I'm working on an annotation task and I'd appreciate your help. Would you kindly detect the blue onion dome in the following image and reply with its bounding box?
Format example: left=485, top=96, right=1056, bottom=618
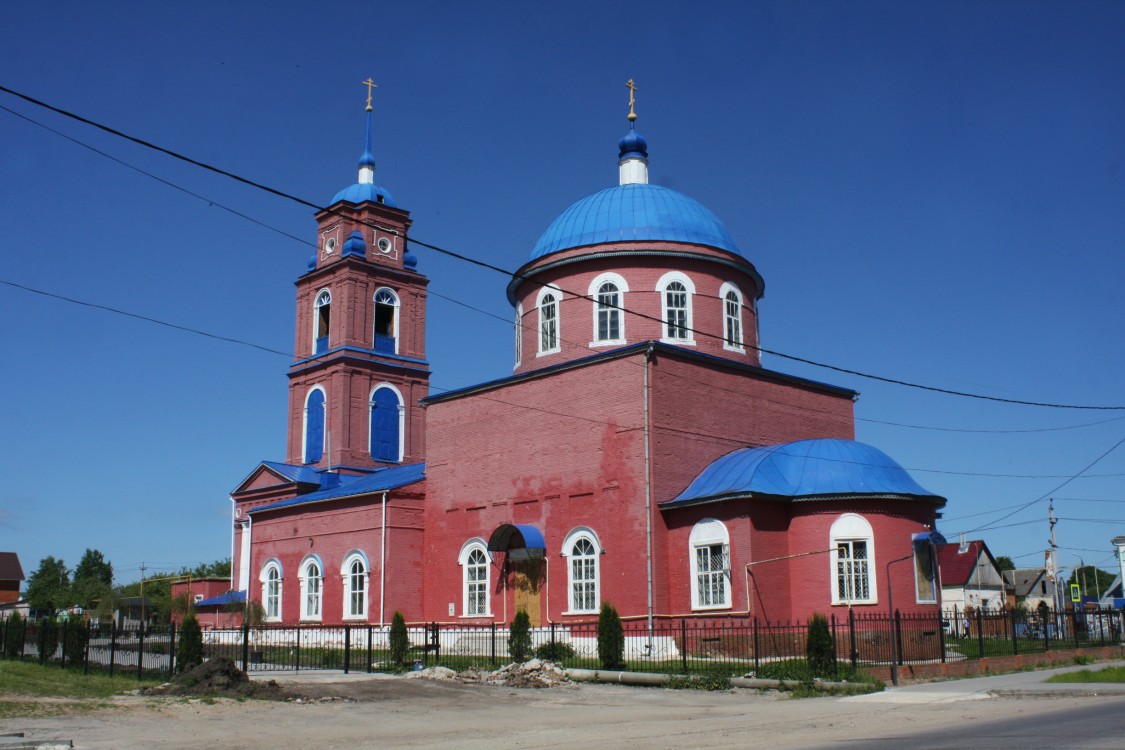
left=403, top=249, right=418, bottom=270
left=618, top=128, right=648, bottom=160
left=307, top=254, right=317, bottom=270
left=332, top=182, right=397, bottom=207
left=529, top=183, right=744, bottom=260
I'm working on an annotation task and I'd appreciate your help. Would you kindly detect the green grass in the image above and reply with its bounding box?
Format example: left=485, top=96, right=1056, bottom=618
left=1046, top=666, right=1125, bottom=684
left=0, top=660, right=161, bottom=699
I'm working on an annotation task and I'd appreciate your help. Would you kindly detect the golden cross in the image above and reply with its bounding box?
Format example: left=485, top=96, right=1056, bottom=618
left=626, top=78, right=638, bottom=122
left=362, top=77, right=378, bottom=112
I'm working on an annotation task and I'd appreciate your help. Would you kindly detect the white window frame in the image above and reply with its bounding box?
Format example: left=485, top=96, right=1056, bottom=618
left=302, top=385, right=327, bottom=465
left=514, top=303, right=523, bottom=368
left=656, top=271, right=696, bottom=345
left=299, top=555, right=324, bottom=621
left=561, top=527, right=602, bottom=614
left=689, top=519, right=731, bottom=610
left=341, top=551, right=369, bottom=620
left=830, top=514, right=877, bottom=605
left=719, top=282, right=745, bottom=352
left=259, top=560, right=283, bottom=623
left=313, top=288, right=332, bottom=350
left=368, top=383, right=406, bottom=462
left=536, top=285, right=562, bottom=356
left=458, top=539, right=491, bottom=617
left=373, top=287, right=401, bottom=354
left=913, top=541, right=937, bottom=604
left=588, top=273, right=629, bottom=346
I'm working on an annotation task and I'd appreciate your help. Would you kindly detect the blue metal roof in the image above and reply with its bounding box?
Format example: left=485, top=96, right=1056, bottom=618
left=258, top=461, right=324, bottom=486
left=664, top=439, right=944, bottom=508
left=195, top=590, right=246, bottom=607
left=331, top=182, right=397, bottom=207
left=529, top=183, right=743, bottom=261
left=250, top=462, right=425, bottom=514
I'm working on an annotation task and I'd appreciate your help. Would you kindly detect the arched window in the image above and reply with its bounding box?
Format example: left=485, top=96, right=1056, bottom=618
left=689, top=519, right=730, bottom=610
left=314, top=289, right=331, bottom=354
left=537, top=286, right=560, bottom=355
left=299, top=556, right=323, bottom=621
left=589, top=273, right=629, bottom=345
left=341, top=551, right=368, bottom=620
left=369, top=384, right=404, bottom=462
left=720, top=282, right=744, bottom=351
left=562, top=528, right=602, bottom=614
left=303, top=387, right=326, bottom=464
left=260, top=560, right=282, bottom=622
left=459, top=540, right=491, bottom=617
left=373, top=288, right=399, bottom=354
left=514, top=304, right=523, bottom=367
left=831, top=514, right=877, bottom=605
left=657, top=272, right=695, bottom=343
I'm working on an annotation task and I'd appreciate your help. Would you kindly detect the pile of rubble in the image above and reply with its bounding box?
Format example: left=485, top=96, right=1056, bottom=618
left=408, top=659, right=570, bottom=689
left=144, top=656, right=287, bottom=700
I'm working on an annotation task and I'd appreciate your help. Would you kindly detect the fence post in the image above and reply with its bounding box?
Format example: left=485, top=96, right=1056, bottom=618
left=295, top=627, right=301, bottom=673
left=894, top=610, right=903, bottom=666
left=168, top=622, right=177, bottom=675
left=344, top=626, right=351, bottom=674
left=84, top=622, right=92, bottom=675
left=240, top=621, right=250, bottom=673
left=109, top=624, right=117, bottom=677
left=753, top=617, right=760, bottom=673
left=1099, top=609, right=1106, bottom=647
left=937, top=609, right=946, bottom=663
left=680, top=618, right=688, bottom=674
left=60, top=619, right=69, bottom=668
left=1073, top=608, right=1080, bottom=649
left=490, top=621, right=496, bottom=667
left=830, top=615, right=839, bottom=677
left=137, top=622, right=146, bottom=680
left=1010, top=610, right=1018, bottom=656
left=367, top=624, right=373, bottom=674
left=975, top=608, right=983, bottom=659
left=848, top=609, right=857, bottom=670
left=1043, top=610, right=1051, bottom=652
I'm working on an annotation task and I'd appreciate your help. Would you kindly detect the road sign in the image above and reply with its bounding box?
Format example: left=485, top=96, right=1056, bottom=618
left=1070, top=583, right=1081, bottom=603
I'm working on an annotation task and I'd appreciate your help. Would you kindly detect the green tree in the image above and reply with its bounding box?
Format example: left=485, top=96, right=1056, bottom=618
left=25, top=556, right=73, bottom=615
left=177, top=613, right=203, bottom=673
left=4, top=612, right=25, bottom=658
left=1068, top=566, right=1116, bottom=597
left=806, top=613, right=835, bottom=677
left=389, top=611, right=409, bottom=667
left=597, top=603, right=625, bottom=671
left=996, top=556, right=1016, bottom=572
left=509, top=610, right=532, bottom=662
left=72, top=549, right=114, bottom=610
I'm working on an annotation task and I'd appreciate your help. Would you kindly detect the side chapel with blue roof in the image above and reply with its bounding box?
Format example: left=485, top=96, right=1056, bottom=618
left=228, top=82, right=946, bottom=630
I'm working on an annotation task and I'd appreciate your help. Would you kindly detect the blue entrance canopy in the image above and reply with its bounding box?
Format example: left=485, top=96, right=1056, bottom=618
left=488, top=524, right=546, bottom=561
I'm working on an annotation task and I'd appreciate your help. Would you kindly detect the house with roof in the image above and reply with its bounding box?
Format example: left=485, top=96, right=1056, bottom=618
left=170, top=578, right=246, bottom=629
left=938, top=540, right=1006, bottom=613
left=226, top=91, right=948, bottom=628
left=1004, top=567, right=1052, bottom=610
left=0, top=553, right=26, bottom=622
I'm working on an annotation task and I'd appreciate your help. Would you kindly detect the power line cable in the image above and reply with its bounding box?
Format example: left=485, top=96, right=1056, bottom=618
left=3, top=83, right=1123, bottom=411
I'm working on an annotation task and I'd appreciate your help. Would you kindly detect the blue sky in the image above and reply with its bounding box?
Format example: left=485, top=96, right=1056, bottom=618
left=2, top=1, right=1122, bottom=589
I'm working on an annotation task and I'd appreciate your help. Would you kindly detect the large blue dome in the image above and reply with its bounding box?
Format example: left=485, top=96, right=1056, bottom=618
left=664, top=439, right=945, bottom=508
left=529, top=183, right=743, bottom=261
left=332, top=182, right=397, bottom=207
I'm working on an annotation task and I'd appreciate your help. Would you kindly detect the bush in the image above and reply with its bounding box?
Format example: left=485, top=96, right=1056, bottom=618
left=63, top=620, right=89, bottom=666
left=177, top=614, right=203, bottom=673
left=389, top=611, right=409, bottom=666
left=4, top=612, right=24, bottom=658
left=534, top=640, right=577, bottom=663
left=806, top=613, right=835, bottom=678
left=509, top=610, right=532, bottom=662
left=597, top=603, right=625, bottom=670
left=37, top=619, right=59, bottom=664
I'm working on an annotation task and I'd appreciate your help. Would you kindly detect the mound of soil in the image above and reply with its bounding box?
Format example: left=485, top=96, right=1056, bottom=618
left=144, top=657, right=288, bottom=700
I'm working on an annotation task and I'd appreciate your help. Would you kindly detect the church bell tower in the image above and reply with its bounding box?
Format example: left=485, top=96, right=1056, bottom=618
left=286, top=80, right=429, bottom=471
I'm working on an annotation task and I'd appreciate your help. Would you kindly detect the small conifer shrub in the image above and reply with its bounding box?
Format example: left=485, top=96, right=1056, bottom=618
left=177, top=613, right=204, bottom=673
left=597, top=603, right=625, bottom=671
left=509, top=610, right=532, bottom=662
left=389, top=611, right=409, bottom=667
left=806, top=613, right=835, bottom=678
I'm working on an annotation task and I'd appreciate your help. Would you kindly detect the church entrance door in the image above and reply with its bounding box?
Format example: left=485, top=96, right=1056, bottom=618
left=511, top=560, right=543, bottom=627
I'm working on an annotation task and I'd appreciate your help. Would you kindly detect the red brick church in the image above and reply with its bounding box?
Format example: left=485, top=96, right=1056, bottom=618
left=228, top=92, right=946, bottom=629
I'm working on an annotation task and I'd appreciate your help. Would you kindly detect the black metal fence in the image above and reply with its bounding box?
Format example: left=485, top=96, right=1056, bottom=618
left=3, top=607, right=1121, bottom=678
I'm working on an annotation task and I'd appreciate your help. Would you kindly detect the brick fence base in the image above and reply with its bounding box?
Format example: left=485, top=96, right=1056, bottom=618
left=862, top=644, right=1125, bottom=684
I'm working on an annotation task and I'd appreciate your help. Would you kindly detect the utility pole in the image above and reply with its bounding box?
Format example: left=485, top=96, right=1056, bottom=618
left=1048, top=500, right=1060, bottom=612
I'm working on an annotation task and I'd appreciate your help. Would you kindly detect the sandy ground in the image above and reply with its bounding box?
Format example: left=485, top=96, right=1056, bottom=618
left=4, top=674, right=1125, bottom=750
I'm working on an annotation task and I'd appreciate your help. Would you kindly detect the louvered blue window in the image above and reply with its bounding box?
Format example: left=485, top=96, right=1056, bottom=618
left=314, top=290, right=331, bottom=355
left=373, top=289, right=398, bottom=354
left=370, top=386, right=402, bottom=462
left=304, top=388, right=326, bottom=464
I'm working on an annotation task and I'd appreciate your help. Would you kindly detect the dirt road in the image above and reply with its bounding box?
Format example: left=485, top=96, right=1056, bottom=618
left=3, top=675, right=1124, bottom=749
